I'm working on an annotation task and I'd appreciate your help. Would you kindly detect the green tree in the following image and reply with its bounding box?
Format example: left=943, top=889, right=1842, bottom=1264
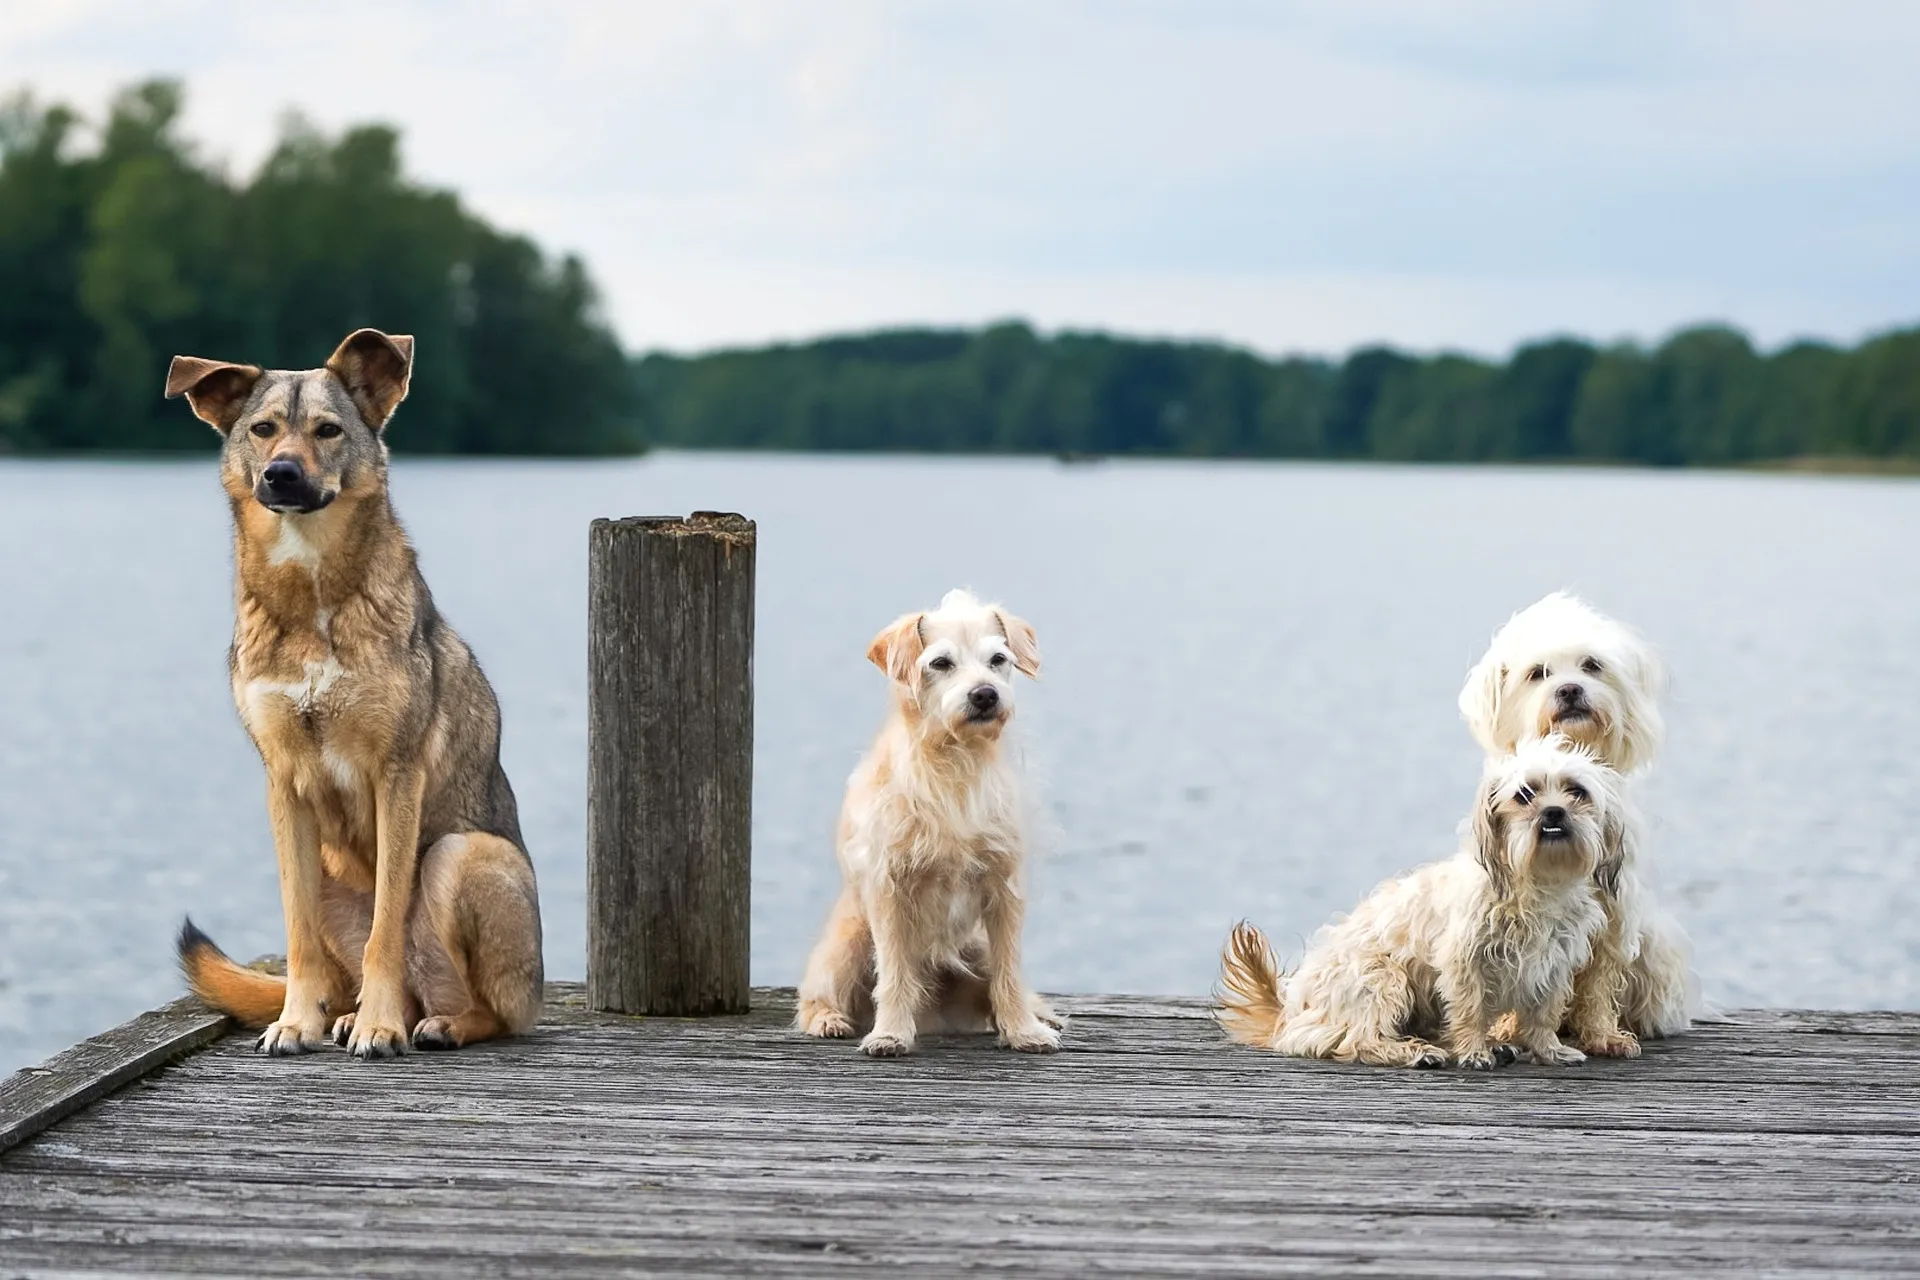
left=0, top=79, right=638, bottom=455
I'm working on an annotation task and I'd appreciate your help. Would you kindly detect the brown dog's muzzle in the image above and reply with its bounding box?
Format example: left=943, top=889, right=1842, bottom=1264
left=256, top=457, right=334, bottom=513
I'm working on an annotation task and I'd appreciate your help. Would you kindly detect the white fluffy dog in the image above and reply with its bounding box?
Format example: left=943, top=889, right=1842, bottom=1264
left=1219, top=737, right=1621, bottom=1069
left=796, top=589, right=1061, bottom=1057
left=1458, top=592, right=1698, bottom=1049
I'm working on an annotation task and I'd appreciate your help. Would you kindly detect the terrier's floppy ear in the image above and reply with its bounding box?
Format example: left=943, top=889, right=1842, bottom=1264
left=1594, top=780, right=1635, bottom=899
left=164, top=356, right=264, bottom=434
left=1458, top=652, right=1508, bottom=756
left=866, top=612, right=927, bottom=685
left=325, top=328, right=414, bottom=430
left=994, top=610, right=1041, bottom=679
left=1472, top=782, right=1514, bottom=899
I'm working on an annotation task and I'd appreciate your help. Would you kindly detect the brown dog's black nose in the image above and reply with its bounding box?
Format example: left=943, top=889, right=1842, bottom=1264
left=1554, top=682, right=1585, bottom=705
left=263, top=458, right=304, bottom=490
left=968, top=685, right=1000, bottom=713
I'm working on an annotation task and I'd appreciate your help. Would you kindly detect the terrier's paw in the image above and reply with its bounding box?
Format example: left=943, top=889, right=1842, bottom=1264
left=1000, top=1021, right=1062, bottom=1054
left=1492, top=1043, right=1520, bottom=1067
left=1455, top=1048, right=1501, bottom=1072
left=860, top=1031, right=914, bottom=1058
left=256, top=1019, right=325, bottom=1056
left=1406, top=1039, right=1450, bottom=1069
left=801, top=1008, right=856, bottom=1039
left=411, top=1016, right=462, bottom=1051
left=1577, top=1029, right=1641, bottom=1059
left=346, top=1017, right=411, bottom=1061
left=1532, top=1042, right=1588, bottom=1067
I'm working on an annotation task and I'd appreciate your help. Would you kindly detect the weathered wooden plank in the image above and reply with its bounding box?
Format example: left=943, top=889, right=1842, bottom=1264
left=0, top=997, right=227, bottom=1156
left=586, top=514, right=755, bottom=1017
left=3, top=989, right=1917, bottom=1277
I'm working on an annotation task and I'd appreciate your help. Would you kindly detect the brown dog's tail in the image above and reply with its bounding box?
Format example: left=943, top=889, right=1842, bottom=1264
left=177, top=918, right=285, bottom=1027
left=1216, top=920, right=1288, bottom=1048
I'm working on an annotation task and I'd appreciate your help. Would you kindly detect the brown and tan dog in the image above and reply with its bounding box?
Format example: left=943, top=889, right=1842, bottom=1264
left=166, top=329, right=543, bottom=1059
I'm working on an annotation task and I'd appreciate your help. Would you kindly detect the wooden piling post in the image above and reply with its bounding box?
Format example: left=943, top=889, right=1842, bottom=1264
left=587, top=512, right=755, bottom=1015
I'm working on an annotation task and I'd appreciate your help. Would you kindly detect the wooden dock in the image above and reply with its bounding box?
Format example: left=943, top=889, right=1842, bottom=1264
left=3, top=988, right=1917, bottom=1276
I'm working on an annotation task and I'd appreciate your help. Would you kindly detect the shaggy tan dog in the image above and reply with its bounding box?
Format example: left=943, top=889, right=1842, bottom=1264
left=1218, top=737, right=1620, bottom=1070
left=796, top=589, right=1060, bottom=1057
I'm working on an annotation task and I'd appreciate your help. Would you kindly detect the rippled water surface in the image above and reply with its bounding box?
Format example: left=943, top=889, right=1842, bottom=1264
left=2, top=453, right=1916, bottom=1074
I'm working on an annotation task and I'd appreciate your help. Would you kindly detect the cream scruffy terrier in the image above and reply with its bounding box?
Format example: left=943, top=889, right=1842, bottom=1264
left=796, top=589, right=1061, bottom=1057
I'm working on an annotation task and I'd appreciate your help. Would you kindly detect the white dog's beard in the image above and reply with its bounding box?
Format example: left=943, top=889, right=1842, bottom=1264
left=1530, top=696, right=1610, bottom=754
left=1523, top=830, right=1596, bottom=883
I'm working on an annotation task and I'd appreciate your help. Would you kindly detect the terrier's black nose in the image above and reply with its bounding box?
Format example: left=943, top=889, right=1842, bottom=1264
left=263, top=458, right=304, bottom=490
left=968, top=685, right=1000, bottom=712
left=1540, top=805, right=1568, bottom=828
left=1554, top=682, right=1585, bottom=705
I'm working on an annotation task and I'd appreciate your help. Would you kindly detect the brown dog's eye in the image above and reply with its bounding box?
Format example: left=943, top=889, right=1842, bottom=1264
left=1525, top=664, right=1547, bottom=682
left=1580, top=656, right=1603, bottom=675
left=249, top=422, right=275, bottom=438
left=1566, top=782, right=1590, bottom=802
left=314, top=422, right=343, bottom=439
left=928, top=655, right=955, bottom=673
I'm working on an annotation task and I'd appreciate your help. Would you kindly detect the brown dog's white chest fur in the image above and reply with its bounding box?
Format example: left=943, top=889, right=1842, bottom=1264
left=230, top=504, right=423, bottom=877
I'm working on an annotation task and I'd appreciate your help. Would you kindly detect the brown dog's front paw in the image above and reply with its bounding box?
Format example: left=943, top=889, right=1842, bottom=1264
left=1577, top=1029, right=1642, bottom=1059
left=411, top=1016, right=463, bottom=1051
left=329, top=1013, right=356, bottom=1046
left=346, top=1018, right=411, bottom=1060
left=1000, top=1021, right=1062, bottom=1054
left=256, top=1019, right=325, bottom=1056
left=860, top=1031, right=914, bottom=1058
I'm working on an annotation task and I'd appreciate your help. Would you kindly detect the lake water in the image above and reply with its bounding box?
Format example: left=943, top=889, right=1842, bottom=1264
left=1, top=453, right=1916, bottom=1075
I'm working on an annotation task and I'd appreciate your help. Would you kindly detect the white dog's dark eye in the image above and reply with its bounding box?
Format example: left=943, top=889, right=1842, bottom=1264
left=928, top=655, right=955, bottom=673
left=1580, top=657, right=1603, bottom=675
left=1525, top=664, right=1547, bottom=682
left=1566, top=782, right=1589, bottom=802
left=988, top=652, right=1009, bottom=668
left=1515, top=784, right=1536, bottom=806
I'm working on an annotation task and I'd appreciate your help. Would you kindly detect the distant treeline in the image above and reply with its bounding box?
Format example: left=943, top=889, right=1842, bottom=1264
left=636, top=321, right=1920, bottom=465
left=0, top=81, right=638, bottom=454
left=6, top=83, right=1916, bottom=465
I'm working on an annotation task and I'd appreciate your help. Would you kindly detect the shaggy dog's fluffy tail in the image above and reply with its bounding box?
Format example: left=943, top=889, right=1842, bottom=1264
left=1216, top=921, right=1287, bottom=1047
left=177, top=918, right=285, bottom=1027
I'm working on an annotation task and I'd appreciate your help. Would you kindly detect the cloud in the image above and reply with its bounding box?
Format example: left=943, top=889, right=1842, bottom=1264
left=4, top=0, right=1916, bottom=355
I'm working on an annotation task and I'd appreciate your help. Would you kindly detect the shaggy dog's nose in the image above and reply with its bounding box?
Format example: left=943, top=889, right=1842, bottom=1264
left=968, top=685, right=1000, bottom=713
left=1554, top=682, right=1585, bottom=706
left=1539, top=805, right=1568, bottom=829
left=263, top=458, right=304, bottom=490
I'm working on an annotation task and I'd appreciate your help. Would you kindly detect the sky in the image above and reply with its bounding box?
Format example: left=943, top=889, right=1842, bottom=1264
left=4, top=0, right=1917, bottom=358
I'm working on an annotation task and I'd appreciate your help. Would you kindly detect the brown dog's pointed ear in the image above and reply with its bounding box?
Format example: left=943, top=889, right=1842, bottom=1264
left=324, top=329, right=413, bottom=430
left=994, top=610, right=1041, bottom=678
left=866, top=613, right=927, bottom=685
left=165, top=356, right=264, bottom=434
